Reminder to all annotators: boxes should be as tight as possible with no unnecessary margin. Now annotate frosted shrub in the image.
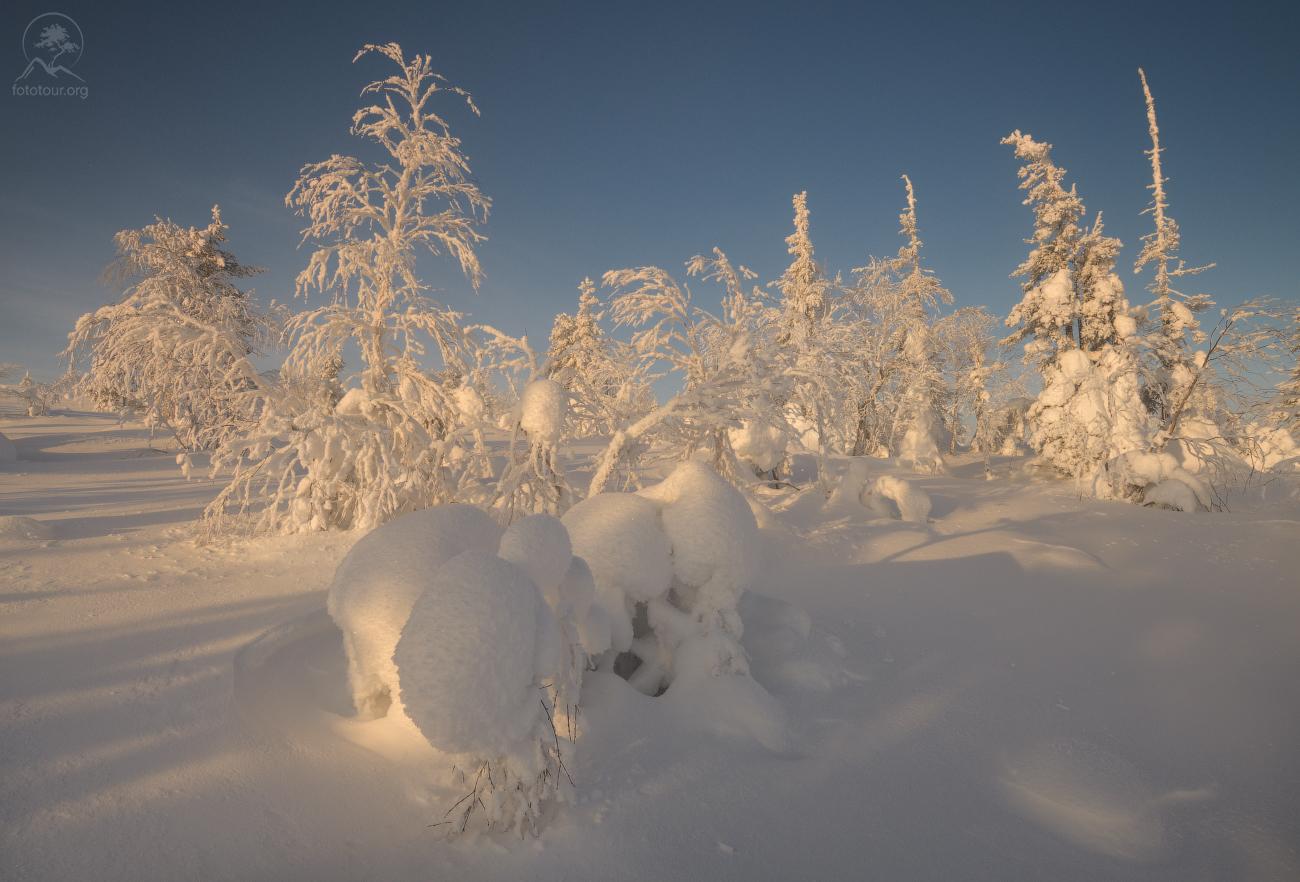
[494,377,573,520]
[16,373,50,417]
[328,506,593,835]
[567,461,768,700]
[588,252,791,495]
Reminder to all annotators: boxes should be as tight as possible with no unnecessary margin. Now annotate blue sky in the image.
[2,0,1297,380]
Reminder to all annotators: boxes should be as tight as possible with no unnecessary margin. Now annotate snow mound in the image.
[562,492,671,651]
[394,550,559,757]
[326,504,503,717]
[825,459,873,513]
[637,459,762,625]
[871,475,931,523]
[661,632,789,753]
[0,431,16,463]
[1094,450,1209,512]
[499,513,572,601]
[1143,479,1201,513]
[0,515,55,540]
[728,419,788,473]
[519,377,566,447]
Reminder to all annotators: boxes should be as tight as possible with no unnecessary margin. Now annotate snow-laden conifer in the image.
[1134,69,1214,429]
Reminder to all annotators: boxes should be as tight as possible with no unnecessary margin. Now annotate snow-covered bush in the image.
[728,418,789,476]
[204,44,490,534]
[494,377,573,520]
[327,504,503,718]
[561,491,671,655]
[394,549,575,835]
[16,373,49,417]
[328,506,589,834]
[64,206,270,451]
[568,461,770,708]
[1092,450,1209,512]
[870,475,931,523]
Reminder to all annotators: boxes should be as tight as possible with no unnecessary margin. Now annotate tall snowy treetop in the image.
[287,42,491,301]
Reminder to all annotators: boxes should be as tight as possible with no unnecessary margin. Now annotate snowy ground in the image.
[3,411,1299,880]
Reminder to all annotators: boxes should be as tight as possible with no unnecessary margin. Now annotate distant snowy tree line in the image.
[51,49,1297,527]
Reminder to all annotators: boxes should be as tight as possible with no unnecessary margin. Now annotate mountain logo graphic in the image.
[15,12,84,83]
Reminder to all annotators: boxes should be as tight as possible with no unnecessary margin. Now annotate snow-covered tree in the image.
[588,250,790,495]
[546,279,653,438]
[933,306,1004,453]
[1134,68,1215,430]
[16,372,50,417]
[205,44,490,534]
[1279,306,1300,433]
[775,192,832,341]
[547,278,605,383]
[887,176,951,473]
[841,178,950,471]
[768,192,850,486]
[1000,131,1085,366]
[1002,131,1153,484]
[64,206,270,452]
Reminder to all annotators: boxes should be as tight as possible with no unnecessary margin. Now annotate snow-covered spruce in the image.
[826,462,931,524]
[728,418,789,476]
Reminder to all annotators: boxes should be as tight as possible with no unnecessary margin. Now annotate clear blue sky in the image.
[3,0,1297,380]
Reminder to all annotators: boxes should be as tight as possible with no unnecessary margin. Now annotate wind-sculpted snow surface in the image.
[0,430,16,462]
[0,515,55,540]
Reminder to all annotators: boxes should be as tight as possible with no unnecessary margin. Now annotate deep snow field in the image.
[3,409,1299,881]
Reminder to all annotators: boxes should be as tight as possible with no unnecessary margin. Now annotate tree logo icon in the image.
[15,12,84,82]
